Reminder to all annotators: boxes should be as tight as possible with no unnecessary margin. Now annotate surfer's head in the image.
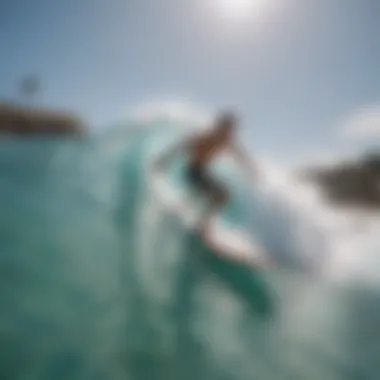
[214,111,238,139]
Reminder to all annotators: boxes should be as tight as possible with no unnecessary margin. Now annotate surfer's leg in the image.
[198,178,229,234]
[185,164,229,234]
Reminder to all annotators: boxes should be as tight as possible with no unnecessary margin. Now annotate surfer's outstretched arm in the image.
[154,137,194,170]
[229,142,259,180]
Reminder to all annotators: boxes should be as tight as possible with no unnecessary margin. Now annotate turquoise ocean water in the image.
[0,123,379,380]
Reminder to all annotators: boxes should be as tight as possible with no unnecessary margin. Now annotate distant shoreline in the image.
[0,101,86,136]
[298,153,380,210]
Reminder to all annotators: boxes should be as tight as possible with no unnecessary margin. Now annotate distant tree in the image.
[19,75,40,106]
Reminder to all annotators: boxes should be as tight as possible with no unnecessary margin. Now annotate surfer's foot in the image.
[195,214,214,239]
[257,255,273,268]
[196,203,221,238]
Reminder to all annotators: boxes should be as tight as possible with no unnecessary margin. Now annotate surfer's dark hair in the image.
[215,111,238,129]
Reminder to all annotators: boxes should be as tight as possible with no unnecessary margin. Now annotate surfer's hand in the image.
[252,166,262,181]
[248,169,259,183]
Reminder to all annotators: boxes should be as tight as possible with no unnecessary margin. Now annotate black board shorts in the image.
[185,163,224,196]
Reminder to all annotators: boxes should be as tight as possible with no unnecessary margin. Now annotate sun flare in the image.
[217,0,265,19]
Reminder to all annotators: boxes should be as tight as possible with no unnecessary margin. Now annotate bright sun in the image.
[217,0,265,18]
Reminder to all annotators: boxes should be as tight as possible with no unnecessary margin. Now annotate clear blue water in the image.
[0,125,379,380]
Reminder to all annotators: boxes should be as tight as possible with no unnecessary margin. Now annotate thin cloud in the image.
[128,99,213,129]
[341,104,380,139]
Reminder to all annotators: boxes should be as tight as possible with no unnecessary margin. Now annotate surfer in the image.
[153,111,258,236]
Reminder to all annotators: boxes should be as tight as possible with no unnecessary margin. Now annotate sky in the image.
[1,0,380,163]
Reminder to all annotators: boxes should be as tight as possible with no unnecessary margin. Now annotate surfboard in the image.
[148,165,269,268]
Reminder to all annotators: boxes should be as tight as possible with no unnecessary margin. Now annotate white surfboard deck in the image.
[148,167,269,267]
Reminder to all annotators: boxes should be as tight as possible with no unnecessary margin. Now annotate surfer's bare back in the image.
[153,111,259,235]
